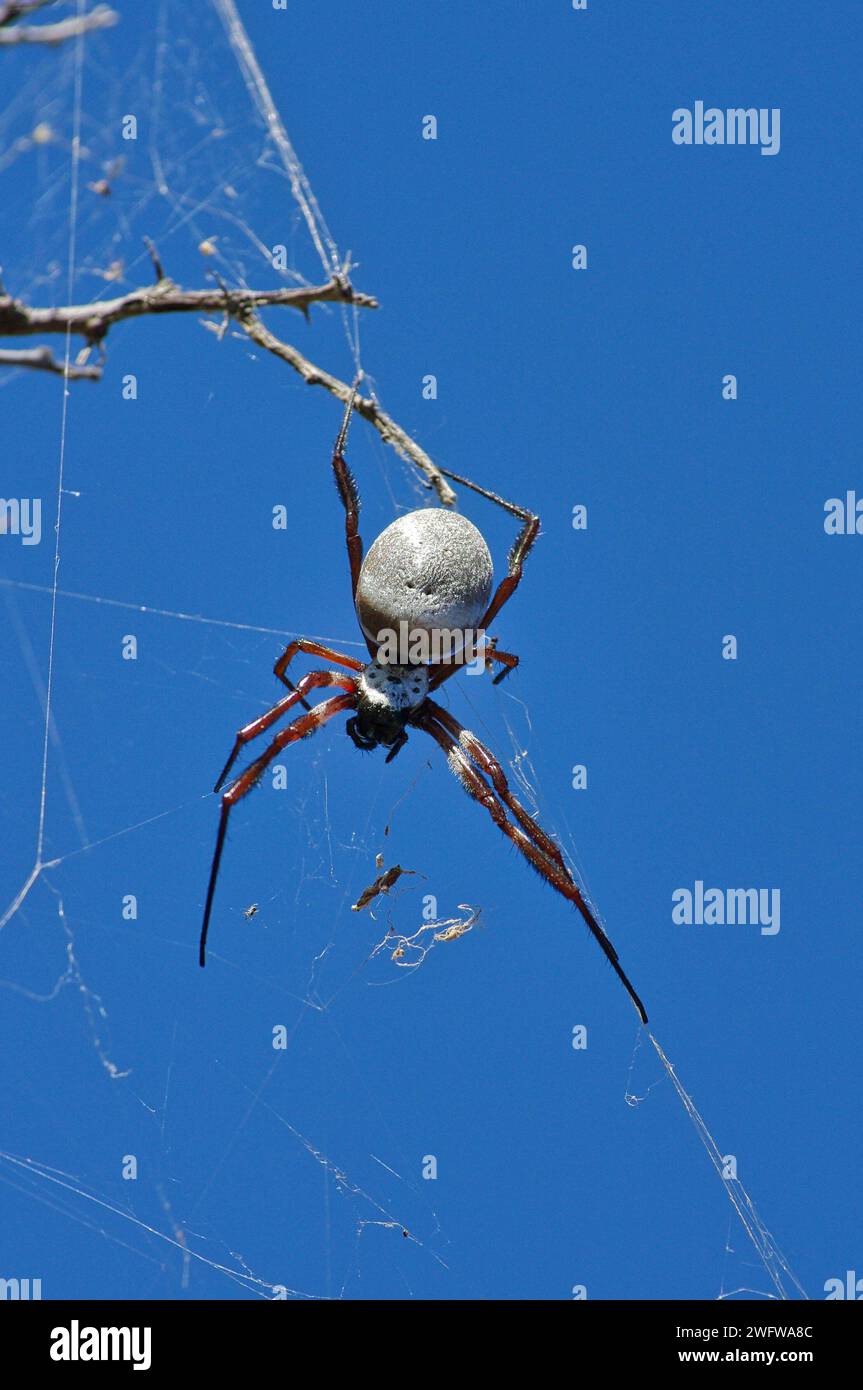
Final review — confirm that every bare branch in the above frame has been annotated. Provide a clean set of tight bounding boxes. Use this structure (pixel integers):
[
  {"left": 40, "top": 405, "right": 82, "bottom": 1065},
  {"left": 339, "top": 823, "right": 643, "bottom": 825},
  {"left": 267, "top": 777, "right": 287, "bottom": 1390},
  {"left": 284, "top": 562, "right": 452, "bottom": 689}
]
[
  {"left": 239, "top": 313, "right": 456, "bottom": 506},
  {"left": 0, "top": 3, "right": 117, "bottom": 45},
  {"left": 0, "top": 346, "right": 101, "bottom": 378},
  {"left": 0, "top": 275, "right": 378, "bottom": 344},
  {"left": 0, "top": 269, "right": 452, "bottom": 503}
]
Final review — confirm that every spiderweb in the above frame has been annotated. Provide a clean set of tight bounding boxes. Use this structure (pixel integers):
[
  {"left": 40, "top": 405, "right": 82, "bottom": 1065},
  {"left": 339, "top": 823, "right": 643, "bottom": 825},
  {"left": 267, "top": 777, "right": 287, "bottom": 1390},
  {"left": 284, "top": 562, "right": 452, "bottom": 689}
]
[{"left": 0, "top": 1, "right": 808, "bottom": 1301}]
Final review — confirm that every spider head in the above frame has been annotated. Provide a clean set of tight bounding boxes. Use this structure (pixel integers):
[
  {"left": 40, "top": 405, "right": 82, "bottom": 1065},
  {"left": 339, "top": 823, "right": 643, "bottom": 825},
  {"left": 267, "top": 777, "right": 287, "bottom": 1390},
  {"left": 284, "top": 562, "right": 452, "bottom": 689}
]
[{"left": 347, "top": 661, "right": 430, "bottom": 761}]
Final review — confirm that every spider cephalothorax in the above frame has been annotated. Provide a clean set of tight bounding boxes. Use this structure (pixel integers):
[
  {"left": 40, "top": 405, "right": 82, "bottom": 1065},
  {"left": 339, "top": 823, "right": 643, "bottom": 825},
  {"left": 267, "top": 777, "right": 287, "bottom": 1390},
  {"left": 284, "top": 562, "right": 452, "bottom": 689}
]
[
  {"left": 199, "top": 385, "right": 648, "bottom": 1026},
  {"left": 346, "top": 661, "right": 430, "bottom": 758}
]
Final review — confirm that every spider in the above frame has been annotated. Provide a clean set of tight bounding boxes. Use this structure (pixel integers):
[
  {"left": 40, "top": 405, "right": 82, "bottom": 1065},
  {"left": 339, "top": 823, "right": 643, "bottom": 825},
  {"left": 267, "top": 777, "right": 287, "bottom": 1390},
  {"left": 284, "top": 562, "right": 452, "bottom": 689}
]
[{"left": 198, "top": 387, "right": 648, "bottom": 1025}]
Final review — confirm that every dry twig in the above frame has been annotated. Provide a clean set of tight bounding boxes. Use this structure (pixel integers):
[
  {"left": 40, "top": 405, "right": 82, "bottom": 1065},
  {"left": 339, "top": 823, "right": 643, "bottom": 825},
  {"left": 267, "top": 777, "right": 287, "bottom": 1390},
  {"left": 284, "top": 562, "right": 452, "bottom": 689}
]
[
  {"left": 0, "top": 346, "right": 101, "bottom": 378},
  {"left": 0, "top": 2, "right": 117, "bottom": 45},
  {"left": 0, "top": 275, "right": 376, "bottom": 344},
  {"left": 241, "top": 314, "right": 456, "bottom": 505},
  {"left": 0, "top": 1, "right": 58, "bottom": 24},
  {"left": 0, "top": 269, "right": 455, "bottom": 502}
]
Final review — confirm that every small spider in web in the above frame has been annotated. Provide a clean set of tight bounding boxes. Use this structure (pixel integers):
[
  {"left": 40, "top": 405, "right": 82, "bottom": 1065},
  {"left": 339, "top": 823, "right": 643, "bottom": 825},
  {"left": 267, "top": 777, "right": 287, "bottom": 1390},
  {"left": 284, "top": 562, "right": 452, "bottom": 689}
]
[{"left": 198, "top": 385, "right": 648, "bottom": 1025}]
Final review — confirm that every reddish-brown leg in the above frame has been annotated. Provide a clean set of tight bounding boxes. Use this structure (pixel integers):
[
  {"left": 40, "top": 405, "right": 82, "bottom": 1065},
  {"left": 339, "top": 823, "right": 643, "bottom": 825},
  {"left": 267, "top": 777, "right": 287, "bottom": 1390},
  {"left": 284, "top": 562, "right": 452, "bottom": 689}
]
[
  {"left": 331, "top": 387, "right": 364, "bottom": 582},
  {"left": 214, "top": 668, "right": 356, "bottom": 793},
  {"left": 422, "top": 699, "right": 571, "bottom": 879},
  {"left": 429, "top": 468, "right": 539, "bottom": 692},
  {"left": 415, "top": 707, "right": 648, "bottom": 1025},
  {"left": 273, "top": 388, "right": 370, "bottom": 713},
  {"left": 328, "top": 382, "right": 377, "bottom": 659},
  {"left": 273, "top": 637, "right": 364, "bottom": 694},
  {"left": 426, "top": 635, "right": 520, "bottom": 692},
  {"left": 484, "top": 640, "right": 519, "bottom": 685},
  {"left": 200, "top": 689, "right": 356, "bottom": 966}
]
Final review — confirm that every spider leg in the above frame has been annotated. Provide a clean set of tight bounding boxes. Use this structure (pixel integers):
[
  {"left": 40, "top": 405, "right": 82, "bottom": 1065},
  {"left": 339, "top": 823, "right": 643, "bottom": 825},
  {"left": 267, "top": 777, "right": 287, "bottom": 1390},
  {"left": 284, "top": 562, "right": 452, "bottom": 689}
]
[
  {"left": 249, "top": 383, "right": 369, "bottom": 727},
  {"left": 200, "top": 690, "right": 356, "bottom": 966},
  {"left": 415, "top": 707, "right": 648, "bottom": 1025},
  {"left": 422, "top": 699, "right": 571, "bottom": 879},
  {"left": 331, "top": 383, "right": 368, "bottom": 593},
  {"left": 429, "top": 469, "right": 538, "bottom": 691},
  {"left": 214, "top": 668, "right": 356, "bottom": 793},
  {"left": 435, "top": 466, "right": 539, "bottom": 629},
  {"left": 273, "top": 638, "right": 365, "bottom": 690},
  {"left": 484, "top": 639, "right": 519, "bottom": 685},
  {"left": 271, "top": 637, "right": 365, "bottom": 715},
  {"left": 327, "top": 381, "right": 377, "bottom": 659}
]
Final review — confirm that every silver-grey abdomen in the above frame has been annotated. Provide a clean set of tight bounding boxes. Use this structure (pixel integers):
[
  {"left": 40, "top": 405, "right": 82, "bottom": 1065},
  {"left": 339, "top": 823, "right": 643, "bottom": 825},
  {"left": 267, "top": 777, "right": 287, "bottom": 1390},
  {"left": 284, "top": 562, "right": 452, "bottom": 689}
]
[{"left": 356, "top": 508, "right": 493, "bottom": 648}]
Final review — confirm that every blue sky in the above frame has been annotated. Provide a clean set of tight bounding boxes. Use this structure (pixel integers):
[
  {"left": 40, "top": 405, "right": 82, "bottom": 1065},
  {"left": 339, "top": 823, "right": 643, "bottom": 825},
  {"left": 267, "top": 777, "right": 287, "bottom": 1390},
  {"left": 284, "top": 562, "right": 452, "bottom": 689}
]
[{"left": 0, "top": 0, "right": 860, "bottom": 1300}]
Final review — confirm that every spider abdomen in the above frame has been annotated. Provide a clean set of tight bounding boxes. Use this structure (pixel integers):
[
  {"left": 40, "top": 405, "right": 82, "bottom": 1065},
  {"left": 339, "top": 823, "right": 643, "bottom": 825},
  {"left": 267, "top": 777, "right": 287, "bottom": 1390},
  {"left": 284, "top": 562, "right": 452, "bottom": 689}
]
[{"left": 356, "top": 508, "right": 493, "bottom": 653}]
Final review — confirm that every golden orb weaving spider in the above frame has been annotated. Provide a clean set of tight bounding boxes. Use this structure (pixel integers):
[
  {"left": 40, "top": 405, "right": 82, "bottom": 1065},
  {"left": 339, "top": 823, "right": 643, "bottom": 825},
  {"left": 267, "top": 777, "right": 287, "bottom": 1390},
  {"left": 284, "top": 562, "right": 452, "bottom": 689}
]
[{"left": 198, "top": 387, "right": 648, "bottom": 1026}]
